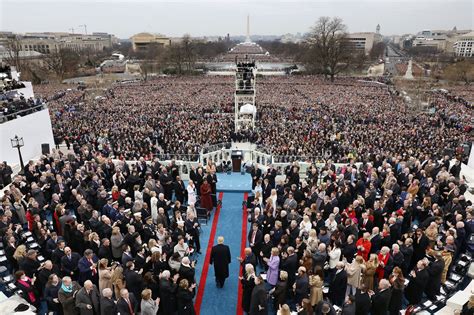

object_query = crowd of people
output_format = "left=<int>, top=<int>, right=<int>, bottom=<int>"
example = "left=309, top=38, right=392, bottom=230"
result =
left=40, top=76, right=472, bottom=164
left=0, top=146, right=224, bottom=314
left=237, top=154, right=474, bottom=314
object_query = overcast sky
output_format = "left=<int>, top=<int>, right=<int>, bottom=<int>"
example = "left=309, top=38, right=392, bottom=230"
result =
left=1, top=0, right=472, bottom=38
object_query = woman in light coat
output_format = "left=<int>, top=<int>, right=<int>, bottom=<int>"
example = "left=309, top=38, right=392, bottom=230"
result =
left=150, top=191, right=158, bottom=223
left=309, top=267, right=324, bottom=307
left=264, top=247, right=280, bottom=287
left=98, top=258, right=113, bottom=292
left=187, top=180, right=197, bottom=206
left=346, top=255, right=365, bottom=296
left=141, top=288, right=160, bottom=315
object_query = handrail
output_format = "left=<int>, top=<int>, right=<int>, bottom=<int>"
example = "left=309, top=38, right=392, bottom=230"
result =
left=0, top=103, right=48, bottom=123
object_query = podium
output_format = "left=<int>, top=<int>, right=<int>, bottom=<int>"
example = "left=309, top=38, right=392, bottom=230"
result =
left=231, top=150, right=243, bottom=172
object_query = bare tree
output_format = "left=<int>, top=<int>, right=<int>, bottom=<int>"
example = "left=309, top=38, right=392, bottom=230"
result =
left=44, top=48, right=80, bottom=81
left=306, top=16, right=351, bottom=81
left=4, top=36, right=24, bottom=72
left=181, top=34, right=196, bottom=72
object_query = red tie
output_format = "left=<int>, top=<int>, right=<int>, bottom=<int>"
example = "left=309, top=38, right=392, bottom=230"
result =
left=127, top=299, right=134, bottom=315
left=89, top=259, right=96, bottom=276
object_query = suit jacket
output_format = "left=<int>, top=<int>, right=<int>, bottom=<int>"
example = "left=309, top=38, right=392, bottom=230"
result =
left=329, top=270, right=348, bottom=306
left=210, top=243, right=231, bottom=279
left=280, top=254, right=298, bottom=285
left=248, top=229, right=263, bottom=249
left=355, top=290, right=371, bottom=315
left=116, top=294, right=138, bottom=315
left=249, top=283, right=267, bottom=315
left=100, top=297, right=117, bottom=314
left=75, top=286, right=100, bottom=315
left=77, top=255, right=99, bottom=283
left=61, top=252, right=81, bottom=276
left=124, top=269, right=144, bottom=298
left=371, top=288, right=391, bottom=315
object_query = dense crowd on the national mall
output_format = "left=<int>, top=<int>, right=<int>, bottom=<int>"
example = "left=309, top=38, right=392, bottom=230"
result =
left=39, top=76, right=472, bottom=164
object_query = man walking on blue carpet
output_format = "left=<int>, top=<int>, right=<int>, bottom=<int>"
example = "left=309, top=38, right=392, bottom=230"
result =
left=210, top=236, right=231, bottom=288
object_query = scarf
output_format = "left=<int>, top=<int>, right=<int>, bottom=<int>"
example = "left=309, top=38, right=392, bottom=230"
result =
left=61, top=283, right=73, bottom=293
left=18, top=278, right=36, bottom=303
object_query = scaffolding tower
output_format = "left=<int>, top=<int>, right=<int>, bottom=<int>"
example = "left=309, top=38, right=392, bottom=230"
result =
left=234, top=59, right=257, bottom=132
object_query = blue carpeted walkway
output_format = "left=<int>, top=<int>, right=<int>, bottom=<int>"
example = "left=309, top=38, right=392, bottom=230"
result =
left=196, top=173, right=251, bottom=315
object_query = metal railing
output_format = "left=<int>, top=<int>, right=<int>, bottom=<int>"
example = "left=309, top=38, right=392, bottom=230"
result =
left=0, top=103, right=48, bottom=123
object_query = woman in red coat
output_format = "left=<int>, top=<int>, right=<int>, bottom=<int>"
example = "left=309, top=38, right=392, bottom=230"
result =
left=376, top=246, right=391, bottom=282
left=200, top=179, right=213, bottom=215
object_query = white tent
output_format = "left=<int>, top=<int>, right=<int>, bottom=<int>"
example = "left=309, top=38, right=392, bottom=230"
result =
left=240, top=103, right=256, bottom=114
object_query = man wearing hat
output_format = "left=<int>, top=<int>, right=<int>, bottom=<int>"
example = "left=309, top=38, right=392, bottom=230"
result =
left=142, top=216, right=156, bottom=244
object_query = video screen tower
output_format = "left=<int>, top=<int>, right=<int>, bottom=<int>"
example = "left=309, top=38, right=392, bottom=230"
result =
left=234, top=59, right=257, bottom=132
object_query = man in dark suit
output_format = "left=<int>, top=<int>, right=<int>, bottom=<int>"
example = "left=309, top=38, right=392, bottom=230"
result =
left=75, top=280, right=100, bottom=315
left=251, top=164, right=262, bottom=189
left=370, top=227, right=382, bottom=254
left=405, top=259, right=429, bottom=305
left=178, top=257, right=196, bottom=285
left=355, top=285, right=372, bottom=315
left=328, top=262, right=347, bottom=307
left=425, top=252, right=445, bottom=300
left=248, top=223, right=263, bottom=262
left=294, top=266, right=310, bottom=305
left=100, top=288, right=117, bottom=314
left=159, top=271, right=178, bottom=315
left=359, top=212, right=374, bottom=238
left=370, top=279, right=392, bottom=315
left=116, top=288, right=138, bottom=315
left=249, top=275, right=267, bottom=315
left=173, top=176, right=186, bottom=204
left=264, top=165, right=277, bottom=188
left=280, top=247, right=298, bottom=288
left=60, top=246, right=80, bottom=279
left=124, top=261, right=144, bottom=302
left=210, top=236, right=231, bottom=288
left=238, top=247, right=257, bottom=271
left=77, top=249, right=98, bottom=285
left=19, top=249, right=41, bottom=278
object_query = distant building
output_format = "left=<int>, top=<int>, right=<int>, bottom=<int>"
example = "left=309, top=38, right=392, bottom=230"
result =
left=0, top=32, right=116, bottom=54
left=411, top=29, right=471, bottom=52
left=453, top=31, right=474, bottom=57
left=130, top=33, right=171, bottom=52
left=345, top=32, right=383, bottom=55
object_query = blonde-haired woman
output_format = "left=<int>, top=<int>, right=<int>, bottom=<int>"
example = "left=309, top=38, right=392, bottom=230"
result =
left=277, top=304, right=291, bottom=315
left=264, top=247, right=280, bottom=287
left=309, top=267, right=324, bottom=307
left=141, top=288, right=160, bottom=315
left=13, top=245, right=27, bottom=266
left=98, top=258, right=113, bottom=292
left=346, top=255, right=365, bottom=296
left=363, top=253, right=378, bottom=291
left=307, top=229, right=318, bottom=250
left=240, top=264, right=256, bottom=314
left=111, top=265, right=126, bottom=299
left=299, top=215, right=312, bottom=237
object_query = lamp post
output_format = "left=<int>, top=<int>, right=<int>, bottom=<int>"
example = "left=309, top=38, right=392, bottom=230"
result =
left=10, top=135, right=25, bottom=173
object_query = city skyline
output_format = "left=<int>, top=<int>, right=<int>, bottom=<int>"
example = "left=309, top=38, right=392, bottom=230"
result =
left=1, top=0, right=472, bottom=39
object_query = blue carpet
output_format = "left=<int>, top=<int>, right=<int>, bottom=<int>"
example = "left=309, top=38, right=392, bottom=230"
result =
left=217, top=173, right=252, bottom=192
left=198, top=191, right=246, bottom=315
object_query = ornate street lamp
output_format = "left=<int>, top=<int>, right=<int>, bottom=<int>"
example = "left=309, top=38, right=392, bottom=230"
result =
left=10, top=135, right=25, bottom=173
